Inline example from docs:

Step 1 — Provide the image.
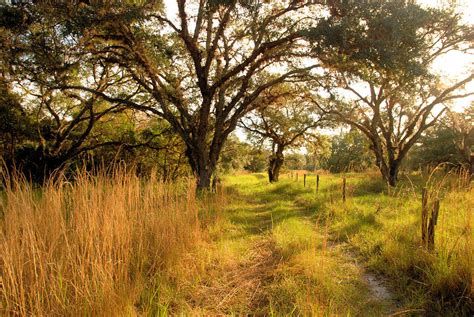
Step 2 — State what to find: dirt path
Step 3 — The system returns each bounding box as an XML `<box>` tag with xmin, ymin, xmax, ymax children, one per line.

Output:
<box><xmin>187</xmin><ymin>176</ymin><xmax>401</xmax><ymax>315</ymax></box>
<box><xmin>340</xmin><ymin>243</ymin><xmax>401</xmax><ymax>313</ymax></box>
<box><xmin>189</xmin><ymin>237</ymin><xmax>282</xmax><ymax>314</ymax></box>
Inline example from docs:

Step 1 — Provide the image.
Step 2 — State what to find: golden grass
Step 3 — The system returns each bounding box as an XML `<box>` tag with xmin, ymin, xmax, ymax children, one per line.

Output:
<box><xmin>0</xmin><ymin>168</ymin><xmax>202</xmax><ymax>316</ymax></box>
<box><xmin>1</xmin><ymin>168</ymin><xmax>470</xmax><ymax>315</ymax></box>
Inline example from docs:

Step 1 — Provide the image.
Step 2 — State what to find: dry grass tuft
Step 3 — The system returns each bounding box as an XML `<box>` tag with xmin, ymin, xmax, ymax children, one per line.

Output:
<box><xmin>0</xmin><ymin>168</ymin><xmax>202</xmax><ymax>316</ymax></box>
<box><xmin>189</xmin><ymin>237</ymin><xmax>282</xmax><ymax>314</ymax></box>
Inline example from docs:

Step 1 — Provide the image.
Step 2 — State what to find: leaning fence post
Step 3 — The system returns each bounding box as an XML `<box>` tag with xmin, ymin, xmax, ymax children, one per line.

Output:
<box><xmin>427</xmin><ymin>199</ymin><xmax>440</xmax><ymax>251</ymax></box>
<box><xmin>304</xmin><ymin>174</ymin><xmax>306</xmax><ymax>187</ymax></box>
<box><xmin>421</xmin><ymin>188</ymin><xmax>428</xmax><ymax>245</ymax></box>
<box><xmin>316</xmin><ymin>174</ymin><xmax>320</xmax><ymax>193</ymax></box>
<box><xmin>342</xmin><ymin>177</ymin><xmax>346</xmax><ymax>202</ymax></box>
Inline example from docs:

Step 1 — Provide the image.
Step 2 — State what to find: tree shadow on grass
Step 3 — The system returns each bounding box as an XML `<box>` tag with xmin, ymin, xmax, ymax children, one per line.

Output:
<box><xmin>225</xmin><ymin>182</ymin><xmax>322</xmax><ymax>235</ymax></box>
<box><xmin>321</xmin><ymin>178</ymin><xmax>386</xmax><ymax>199</ymax></box>
<box><xmin>332</xmin><ymin>213</ymin><xmax>381</xmax><ymax>242</ymax></box>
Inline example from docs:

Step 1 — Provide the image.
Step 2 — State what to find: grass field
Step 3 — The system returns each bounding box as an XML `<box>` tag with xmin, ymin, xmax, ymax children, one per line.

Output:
<box><xmin>209</xmin><ymin>172</ymin><xmax>472</xmax><ymax>315</ymax></box>
<box><xmin>1</xmin><ymin>170</ymin><xmax>472</xmax><ymax>315</ymax></box>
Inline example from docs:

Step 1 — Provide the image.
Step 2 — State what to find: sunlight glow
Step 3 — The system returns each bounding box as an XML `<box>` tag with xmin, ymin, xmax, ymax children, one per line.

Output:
<box><xmin>418</xmin><ymin>0</ymin><xmax>474</xmax><ymax>111</ymax></box>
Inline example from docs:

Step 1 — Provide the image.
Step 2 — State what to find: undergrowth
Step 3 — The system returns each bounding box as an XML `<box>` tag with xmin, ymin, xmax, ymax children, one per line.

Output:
<box><xmin>296</xmin><ymin>170</ymin><xmax>473</xmax><ymax>315</ymax></box>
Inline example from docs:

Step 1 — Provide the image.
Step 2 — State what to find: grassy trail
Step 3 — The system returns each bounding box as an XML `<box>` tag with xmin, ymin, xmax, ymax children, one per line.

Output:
<box><xmin>2</xmin><ymin>171</ymin><xmax>470</xmax><ymax>315</ymax></box>
<box><xmin>188</xmin><ymin>174</ymin><xmax>397</xmax><ymax>315</ymax></box>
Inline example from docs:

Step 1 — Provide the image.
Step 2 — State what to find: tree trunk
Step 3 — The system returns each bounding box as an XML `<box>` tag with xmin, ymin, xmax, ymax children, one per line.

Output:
<box><xmin>371</xmin><ymin>145</ymin><xmax>400</xmax><ymax>187</ymax></box>
<box><xmin>197</xmin><ymin>167</ymin><xmax>212</xmax><ymax>190</ymax></box>
<box><xmin>268</xmin><ymin>165</ymin><xmax>274</xmax><ymax>182</ymax></box>
<box><xmin>387</xmin><ymin>161</ymin><xmax>399</xmax><ymax>187</ymax></box>
<box><xmin>470</xmin><ymin>157</ymin><xmax>474</xmax><ymax>179</ymax></box>
<box><xmin>185</xmin><ymin>144</ymin><xmax>217</xmax><ymax>191</ymax></box>
<box><xmin>378</xmin><ymin>158</ymin><xmax>400</xmax><ymax>187</ymax></box>
<box><xmin>268</xmin><ymin>145</ymin><xmax>284</xmax><ymax>182</ymax></box>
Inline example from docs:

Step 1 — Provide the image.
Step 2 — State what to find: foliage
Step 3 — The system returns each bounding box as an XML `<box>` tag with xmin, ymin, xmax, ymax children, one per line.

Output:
<box><xmin>217</xmin><ymin>134</ymin><xmax>251</xmax><ymax>175</ymax></box>
<box><xmin>241</xmin><ymin>84</ymin><xmax>324</xmax><ymax>181</ymax></box>
<box><xmin>304</xmin><ymin>134</ymin><xmax>332</xmax><ymax>171</ymax></box>
<box><xmin>243</xmin><ymin>147</ymin><xmax>269</xmax><ymax>173</ymax></box>
<box><xmin>2</xmin><ymin>1</ymin><xmax>472</xmax><ymax>187</ymax></box>
<box><xmin>284</xmin><ymin>152</ymin><xmax>307</xmax><ymax>171</ymax></box>
<box><xmin>0</xmin><ymin>2</ymin><xmax>189</xmax><ymax>181</ymax></box>
<box><xmin>46</xmin><ymin>0</ymin><xmax>326</xmax><ymax>189</ymax></box>
<box><xmin>408</xmin><ymin>125</ymin><xmax>462</xmax><ymax>169</ymax></box>
<box><xmin>306</xmin><ymin>0</ymin><xmax>474</xmax><ymax>186</ymax></box>
<box><xmin>323</xmin><ymin>129</ymin><xmax>374</xmax><ymax>173</ymax></box>
<box><xmin>408</xmin><ymin>105</ymin><xmax>474</xmax><ymax>173</ymax></box>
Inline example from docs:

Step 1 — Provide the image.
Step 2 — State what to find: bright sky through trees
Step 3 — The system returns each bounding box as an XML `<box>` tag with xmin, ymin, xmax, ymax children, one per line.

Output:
<box><xmin>163</xmin><ymin>0</ymin><xmax>473</xmax><ymax>113</ymax></box>
<box><xmin>419</xmin><ymin>0</ymin><xmax>474</xmax><ymax>111</ymax></box>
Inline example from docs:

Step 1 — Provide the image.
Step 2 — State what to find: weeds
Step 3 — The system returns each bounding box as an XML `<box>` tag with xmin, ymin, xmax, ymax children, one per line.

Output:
<box><xmin>324</xmin><ymin>170</ymin><xmax>473</xmax><ymax>315</ymax></box>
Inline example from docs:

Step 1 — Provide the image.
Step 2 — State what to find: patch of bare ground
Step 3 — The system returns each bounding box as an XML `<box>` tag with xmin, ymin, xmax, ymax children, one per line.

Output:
<box><xmin>339</xmin><ymin>243</ymin><xmax>403</xmax><ymax>315</ymax></box>
<box><xmin>187</xmin><ymin>237</ymin><xmax>282</xmax><ymax>314</ymax></box>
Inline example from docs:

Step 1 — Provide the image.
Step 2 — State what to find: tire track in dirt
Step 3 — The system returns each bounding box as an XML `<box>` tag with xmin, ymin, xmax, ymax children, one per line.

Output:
<box><xmin>188</xmin><ymin>237</ymin><xmax>282</xmax><ymax>315</ymax></box>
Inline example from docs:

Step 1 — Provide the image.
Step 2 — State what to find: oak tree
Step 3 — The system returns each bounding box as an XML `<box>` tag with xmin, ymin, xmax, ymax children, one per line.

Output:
<box><xmin>49</xmin><ymin>0</ymin><xmax>340</xmax><ymax>190</ymax></box>
<box><xmin>307</xmin><ymin>1</ymin><xmax>474</xmax><ymax>186</ymax></box>
<box><xmin>241</xmin><ymin>85</ymin><xmax>323</xmax><ymax>182</ymax></box>
<box><xmin>0</xmin><ymin>3</ymin><xmax>175</xmax><ymax>180</ymax></box>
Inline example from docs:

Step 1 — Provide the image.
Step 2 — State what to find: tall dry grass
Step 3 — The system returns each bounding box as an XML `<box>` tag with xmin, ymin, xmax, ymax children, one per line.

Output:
<box><xmin>0</xmin><ymin>168</ymin><xmax>202</xmax><ymax>315</ymax></box>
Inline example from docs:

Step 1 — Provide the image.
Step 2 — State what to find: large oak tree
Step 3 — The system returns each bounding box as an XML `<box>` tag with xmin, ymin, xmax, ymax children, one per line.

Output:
<box><xmin>306</xmin><ymin>1</ymin><xmax>474</xmax><ymax>186</ymax></box>
<box><xmin>0</xmin><ymin>3</ymin><xmax>179</xmax><ymax>180</ymax></box>
<box><xmin>43</xmin><ymin>0</ymin><xmax>341</xmax><ymax>190</ymax></box>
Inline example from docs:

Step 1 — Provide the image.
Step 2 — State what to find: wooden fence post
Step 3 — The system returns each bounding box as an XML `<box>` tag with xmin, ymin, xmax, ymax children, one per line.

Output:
<box><xmin>342</xmin><ymin>177</ymin><xmax>346</xmax><ymax>202</ymax></box>
<box><xmin>427</xmin><ymin>199</ymin><xmax>440</xmax><ymax>251</ymax></box>
<box><xmin>421</xmin><ymin>188</ymin><xmax>428</xmax><ymax>245</ymax></box>
<box><xmin>296</xmin><ymin>173</ymin><xmax>298</xmax><ymax>182</ymax></box>
<box><xmin>304</xmin><ymin>174</ymin><xmax>306</xmax><ymax>187</ymax></box>
<box><xmin>316</xmin><ymin>174</ymin><xmax>319</xmax><ymax>193</ymax></box>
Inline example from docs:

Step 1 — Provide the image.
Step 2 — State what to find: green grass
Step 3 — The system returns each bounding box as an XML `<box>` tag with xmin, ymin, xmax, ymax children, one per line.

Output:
<box><xmin>178</xmin><ymin>173</ymin><xmax>397</xmax><ymax>315</ymax></box>
<box><xmin>182</xmin><ymin>171</ymin><xmax>471</xmax><ymax>315</ymax></box>
<box><xmin>318</xmin><ymin>173</ymin><xmax>473</xmax><ymax>316</ymax></box>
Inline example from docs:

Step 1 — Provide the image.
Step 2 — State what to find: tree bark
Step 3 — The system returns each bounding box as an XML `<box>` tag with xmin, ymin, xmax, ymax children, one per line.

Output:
<box><xmin>184</xmin><ymin>143</ymin><xmax>219</xmax><ymax>191</ymax></box>
<box><xmin>268</xmin><ymin>144</ymin><xmax>284</xmax><ymax>182</ymax></box>
<box><xmin>375</xmin><ymin>158</ymin><xmax>400</xmax><ymax>187</ymax></box>
<box><xmin>387</xmin><ymin>160</ymin><xmax>399</xmax><ymax>187</ymax></box>
<box><xmin>370</xmin><ymin>146</ymin><xmax>403</xmax><ymax>187</ymax></box>
<box><xmin>197</xmin><ymin>167</ymin><xmax>212</xmax><ymax>190</ymax></box>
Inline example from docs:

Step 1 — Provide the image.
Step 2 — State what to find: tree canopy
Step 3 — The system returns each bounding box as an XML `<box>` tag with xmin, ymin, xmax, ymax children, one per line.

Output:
<box><xmin>1</xmin><ymin>0</ymin><xmax>473</xmax><ymax>187</ymax></box>
<box><xmin>307</xmin><ymin>1</ymin><xmax>474</xmax><ymax>185</ymax></box>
